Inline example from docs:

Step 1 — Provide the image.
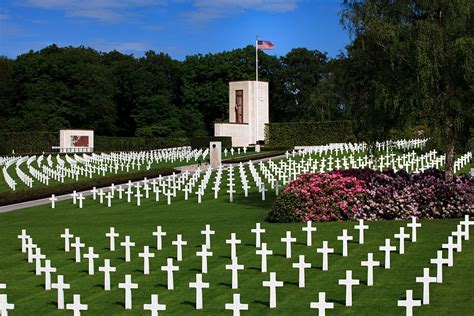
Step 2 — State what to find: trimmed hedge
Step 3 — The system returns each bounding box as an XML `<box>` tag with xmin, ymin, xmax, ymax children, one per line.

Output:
<box><xmin>190</xmin><ymin>136</ymin><xmax>232</xmax><ymax>149</ymax></box>
<box><xmin>222</xmin><ymin>151</ymin><xmax>286</xmax><ymax>164</ymax></box>
<box><xmin>265</xmin><ymin>121</ymin><xmax>356</xmax><ymax>147</ymax></box>
<box><xmin>0</xmin><ymin>168</ymin><xmax>178</xmax><ymax>206</ymax></box>
<box><xmin>0</xmin><ymin>132</ymin><xmax>58</xmax><ymax>155</ymax></box>
<box><xmin>95</xmin><ymin>136</ymin><xmax>189</xmax><ymax>152</ymax></box>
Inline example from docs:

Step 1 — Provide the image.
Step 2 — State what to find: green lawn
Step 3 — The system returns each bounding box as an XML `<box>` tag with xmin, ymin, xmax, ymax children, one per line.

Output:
<box><xmin>0</xmin><ymin>187</ymin><xmax>472</xmax><ymax>315</ymax></box>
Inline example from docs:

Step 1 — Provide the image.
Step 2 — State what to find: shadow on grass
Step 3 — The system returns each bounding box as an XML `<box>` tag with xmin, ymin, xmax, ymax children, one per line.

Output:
<box><xmin>253</xmin><ymin>300</ymin><xmax>269</xmax><ymax>307</ymax></box>
<box><xmin>48</xmin><ymin>301</ymin><xmax>58</xmax><ymax>308</ymax></box>
<box><xmin>181</xmin><ymin>301</ymin><xmax>195</xmax><ymax>308</ymax></box>
<box><xmin>219</xmin><ymin>282</ymin><xmax>232</xmax><ymax>288</ymax></box>
<box><xmin>80</xmin><ymin>269</ymin><xmax>89</xmax><ymax>274</ymax></box>
<box><xmin>115</xmin><ymin>301</ymin><xmax>125</xmax><ymax>308</ymax></box>
<box><xmin>94</xmin><ymin>284</ymin><xmax>104</xmax><ymax>290</ymax></box>
<box><xmin>135</xmin><ymin>269</ymin><xmax>144</xmax><ymax>273</ymax></box>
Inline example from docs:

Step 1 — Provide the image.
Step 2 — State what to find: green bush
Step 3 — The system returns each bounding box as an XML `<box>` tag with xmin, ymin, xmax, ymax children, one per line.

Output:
<box><xmin>0</xmin><ymin>168</ymin><xmax>177</xmax><ymax>206</ymax></box>
<box><xmin>261</xmin><ymin>145</ymin><xmax>293</xmax><ymax>152</ymax></box>
<box><xmin>95</xmin><ymin>136</ymin><xmax>189</xmax><ymax>152</ymax></box>
<box><xmin>0</xmin><ymin>132</ymin><xmax>58</xmax><ymax>154</ymax></box>
<box><xmin>265</xmin><ymin>121</ymin><xmax>355</xmax><ymax>147</ymax></box>
<box><xmin>266</xmin><ymin>191</ymin><xmax>302</xmax><ymax>223</ymax></box>
<box><xmin>190</xmin><ymin>136</ymin><xmax>232</xmax><ymax>149</ymax></box>
<box><xmin>222</xmin><ymin>151</ymin><xmax>286</xmax><ymax>164</ymax></box>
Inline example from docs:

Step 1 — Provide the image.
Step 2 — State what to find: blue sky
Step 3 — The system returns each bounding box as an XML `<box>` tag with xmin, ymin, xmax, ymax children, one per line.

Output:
<box><xmin>0</xmin><ymin>0</ymin><xmax>350</xmax><ymax>60</ymax></box>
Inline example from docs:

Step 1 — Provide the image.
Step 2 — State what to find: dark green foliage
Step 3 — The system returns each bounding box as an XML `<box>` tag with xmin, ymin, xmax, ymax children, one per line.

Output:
<box><xmin>95</xmin><ymin>136</ymin><xmax>189</xmax><ymax>152</ymax></box>
<box><xmin>265</xmin><ymin>121</ymin><xmax>355</xmax><ymax>146</ymax></box>
<box><xmin>190</xmin><ymin>136</ymin><xmax>232</xmax><ymax>149</ymax></box>
<box><xmin>221</xmin><ymin>151</ymin><xmax>286</xmax><ymax>164</ymax></box>
<box><xmin>266</xmin><ymin>191</ymin><xmax>301</xmax><ymax>223</ymax></box>
<box><xmin>0</xmin><ymin>168</ymin><xmax>177</xmax><ymax>206</ymax></box>
<box><xmin>0</xmin><ymin>132</ymin><xmax>58</xmax><ymax>154</ymax></box>
<box><xmin>260</xmin><ymin>145</ymin><xmax>294</xmax><ymax>152</ymax></box>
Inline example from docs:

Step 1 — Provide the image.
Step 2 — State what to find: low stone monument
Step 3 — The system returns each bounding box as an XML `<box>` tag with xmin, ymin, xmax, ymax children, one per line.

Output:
<box><xmin>210</xmin><ymin>142</ymin><xmax>222</xmax><ymax>169</ymax></box>
<box><xmin>58</xmin><ymin>129</ymin><xmax>94</xmax><ymax>153</ymax></box>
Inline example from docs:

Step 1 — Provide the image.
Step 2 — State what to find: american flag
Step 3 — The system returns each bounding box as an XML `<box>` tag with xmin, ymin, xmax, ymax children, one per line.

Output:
<box><xmin>257</xmin><ymin>40</ymin><xmax>275</xmax><ymax>50</ymax></box>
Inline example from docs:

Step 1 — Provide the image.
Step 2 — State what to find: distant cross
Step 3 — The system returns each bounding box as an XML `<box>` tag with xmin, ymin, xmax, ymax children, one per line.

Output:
<box><xmin>165</xmin><ymin>190</ymin><xmax>173</xmax><ymax>205</ymax></box>
<box><xmin>452</xmin><ymin>225</ymin><xmax>465</xmax><ymax>252</ymax></box>
<box><xmin>316</xmin><ymin>241</ymin><xmax>334</xmax><ymax>271</ymax></box>
<box><xmin>77</xmin><ymin>193</ymin><xmax>85</xmax><ymax>208</ymax></box>
<box><xmin>354</xmin><ymin>219</ymin><xmax>369</xmax><ymax>244</ymax></box>
<box><xmin>442</xmin><ymin>236</ymin><xmax>456</xmax><ymax>267</ymax></box>
<box><xmin>196</xmin><ymin>245</ymin><xmax>213</xmax><ymax>274</ymax></box>
<box><xmin>302</xmin><ymin>221</ymin><xmax>317</xmax><ymax>246</ymax></box>
<box><xmin>17</xmin><ymin>229</ymin><xmax>29</xmax><ymax>253</ymax></box>
<box><xmin>161</xmin><ymin>258</ymin><xmax>179</xmax><ymax>290</ymax></box>
<box><xmin>51</xmin><ymin>275</ymin><xmax>70</xmax><ymax>309</ymax></box>
<box><xmin>394</xmin><ymin>227</ymin><xmax>410</xmax><ymax>254</ymax></box>
<box><xmin>225</xmin><ymin>257</ymin><xmax>244</xmax><ymax>289</ymax></box>
<box><xmin>71</xmin><ymin>190</ymin><xmax>78</xmax><ymax>204</ymax></box>
<box><xmin>251</xmin><ymin>223</ymin><xmax>266</xmax><ymax>248</ymax></box>
<box><xmin>460</xmin><ymin>215</ymin><xmax>474</xmax><ymax>240</ymax></box>
<box><xmin>189</xmin><ymin>273</ymin><xmax>209</xmax><ymax>310</ymax></box>
<box><xmin>116</xmin><ymin>186</ymin><xmax>124</xmax><ymax>199</ymax></box>
<box><xmin>98</xmin><ymin>189</ymin><xmax>106</xmax><ymax>204</ymax></box>
<box><xmin>49</xmin><ymin>194</ymin><xmax>58</xmax><ymax>208</ymax></box>
<box><xmin>83</xmin><ymin>247</ymin><xmax>99</xmax><ymax>275</ymax></box>
<box><xmin>256</xmin><ymin>242</ymin><xmax>273</xmax><ymax>273</ymax></box>
<box><xmin>262</xmin><ymin>272</ymin><xmax>284</xmax><ymax>309</ymax></box>
<box><xmin>292</xmin><ymin>255</ymin><xmax>311</xmax><ymax>288</ymax></box>
<box><xmin>201</xmin><ymin>224</ymin><xmax>215</xmax><ymax>249</ymax></box>
<box><xmin>225</xmin><ymin>293</ymin><xmax>248</xmax><ymax>316</ymax></box>
<box><xmin>66</xmin><ymin>294</ymin><xmax>88</xmax><ymax>316</ymax></box>
<box><xmin>71</xmin><ymin>237</ymin><xmax>85</xmax><ymax>263</ymax></box>
<box><xmin>61</xmin><ymin>228</ymin><xmax>74</xmax><ymax>252</ymax></box>
<box><xmin>430</xmin><ymin>250</ymin><xmax>449</xmax><ymax>283</ymax></box>
<box><xmin>152</xmin><ymin>226</ymin><xmax>167</xmax><ymax>250</ymax></box>
<box><xmin>135</xmin><ymin>190</ymin><xmax>143</xmax><ymax>207</ymax></box>
<box><xmin>407</xmin><ymin>217</ymin><xmax>422</xmax><ymax>242</ymax></box>
<box><xmin>120</xmin><ymin>236</ymin><xmax>135</xmax><ymax>263</ymax></box>
<box><xmin>39</xmin><ymin>259</ymin><xmax>57</xmax><ymax>290</ymax></box>
<box><xmin>281</xmin><ymin>231</ymin><xmax>297</xmax><ymax>258</ymax></box>
<box><xmin>172</xmin><ymin>234</ymin><xmax>188</xmax><ymax>262</ymax></box>
<box><xmin>361</xmin><ymin>253</ymin><xmax>380</xmax><ymax>286</ymax></box>
<box><xmin>397</xmin><ymin>290</ymin><xmax>421</xmax><ymax>316</ymax></box>
<box><xmin>338</xmin><ymin>270</ymin><xmax>360</xmax><ymax>307</ymax></box>
<box><xmin>106</xmin><ymin>227</ymin><xmax>119</xmax><ymax>251</ymax></box>
<box><xmin>415</xmin><ymin>268</ymin><xmax>437</xmax><ymax>305</ymax></box>
<box><xmin>144</xmin><ymin>294</ymin><xmax>166</xmax><ymax>316</ymax></box>
<box><xmin>379</xmin><ymin>238</ymin><xmax>396</xmax><ymax>269</ymax></box>
<box><xmin>309</xmin><ymin>292</ymin><xmax>334</xmax><ymax>316</ymax></box>
<box><xmin>98</xmin><ymin>259</ymin><xmax>116</xmax><ymax>291</ymax></box>
<box><xmin>337</xmin><ymin>229</ymin><xmax>353</xmax><ymax>257</ymax></box>
<box><xmin>139</xmin><ymin>246</ymin><xmax>155</xmax><ymax>275</ymax></box>
<box><xmin>226</xmin><ymin>233</ymin><xmax>241</xmax><ymax>260</ymax></box>
<box><xmin>106</xmin><ymin>191</ymin><xmax>113</xmax><ymax>207</ymax></box>
<box><xmin>118</xmin><ymin>274</ymin><xmax>139</xmax><ymax>310</ymax></box>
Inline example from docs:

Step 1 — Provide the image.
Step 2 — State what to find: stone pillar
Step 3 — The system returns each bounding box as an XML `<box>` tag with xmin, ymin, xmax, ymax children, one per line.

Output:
<box><xmin>210</xmin><ymin>142</ymin><xmax>222</xmax><ymax>169</ymax></box>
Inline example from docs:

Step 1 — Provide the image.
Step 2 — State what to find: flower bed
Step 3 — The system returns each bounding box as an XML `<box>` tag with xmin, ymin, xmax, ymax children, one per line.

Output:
<box><xmin>267</xmin><ymin>168</ymin><xmax>473</xmax><ymax>222</ymax></box>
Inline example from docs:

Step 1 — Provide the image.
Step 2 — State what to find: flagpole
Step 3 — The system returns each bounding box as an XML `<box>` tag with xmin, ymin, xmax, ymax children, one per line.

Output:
<box><xmin>255</xmin><ymin>35</ymin><xmax>259</xmax><ymax>145</ymax></box>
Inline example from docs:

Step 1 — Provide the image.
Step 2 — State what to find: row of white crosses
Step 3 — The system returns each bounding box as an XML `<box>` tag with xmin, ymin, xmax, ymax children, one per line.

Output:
<box><xmin>223</xmin><ymin>147</ymin><xmax>248</xmax><ymax>157</ymax></box>
<box><xmin>0</xmin><ymin>282</ymin><xmax>14</xmax><ymax>315</ymax></box>
<box><xmin>453</xmin><ymin>152</ymin><xmax>472</xmax><ymax>173</ymax></box>
<box><xmin>398</xmin><ymin>215</ymin><xmax>474</xmax><ymax>316</ymax></box>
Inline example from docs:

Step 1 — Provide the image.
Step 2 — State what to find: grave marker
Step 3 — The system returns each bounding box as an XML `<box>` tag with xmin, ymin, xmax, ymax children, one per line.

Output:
<box><xmin>262</xmin><ymin>272</ymin><xmax>284</xmax><ymax>309</ymax></box>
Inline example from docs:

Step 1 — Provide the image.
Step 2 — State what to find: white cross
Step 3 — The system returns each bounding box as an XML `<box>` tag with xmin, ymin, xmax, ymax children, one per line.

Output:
<box><xmin>280</xmin><ymin>231</ymin><xmax>297</xmax><ymax>258</ymax></box>
<box><xmin>361</xmin><ymin>252</ymin><xmax>380</xmax><ymax>286</ymax></box>
<box><xmin>98</xmin><ymin>259</ymin><xmax>116</xmax><ymax>291</ymax></box>
<box><xmin>262</xmin><ymin>272</ymin><xmax>284</xmax><ymax>309</ymax></box>
<box><xmin>106</xmin><ymin>191</ymin><xmax>113</xmax><ymax>208</ymax></box>
<box><xmin>98</xmin><ymin>189</ymin><xmax>106</xmax><ymax>203</ymax></box>
<box><xmin>26</xmin><ymin>239</ymin><xmax>36</xmax><ymax>263</ymax></box>
<box><xmin>0</xmin><ymin>284</ymin><xmax>5</xmax><ymax>289</ymax></box>
<box><xmin>460</xmin><ymin>215</ymin><xmax>474</xmax><ymax>240</ymax></box>
<box><xmin>49</xmin><ymin>194</ymin><xmax>58</xmax><ymax>208</ymax></box>
<box><xmin>398</xmin><ymin>289</ymin><xmax>421</xmax><ymax>316</ymax></box>
<box><xmin>379</xmin><ymin>238</ymin><xmax>396</xmax><ymax>269</ymax></box>
<box><xmin>302</xmin><ymin>221</ymin><xmax>317</xmax><ymax>246</ymax></box>
<box><xmin>161</xmin><ymin>258</ymin><xmax>179</xmax><ymax>290</ymax></box>
<box><xmin>66</xmin><ymin>294</ymin><xmax>88</xmax><ymax>316</ymax></box>
<box><xmin>39</xmin><ymin>259</ymin><xmax>57</xmax><ymax>290</ymax></box>
<box><xmin>226</xmin><ymin>257</ymin><xmax>244</xmax><ymax>289</ymax></box>
<box><xmin>430</xmin><ymin>250</ymin><xmax>449</xmax><ymax>283</ymax></box>
<box><xmin>71</xmin><ymin>190</ymin><xmax>78</xmax><ymax>204</ymax></box>
<box><xmin>451</xmin><ymin>224</ymin><xmax>465</xmax><ymax>252</ymax></box>
<box><xmin>394</xmin><ymin>227</ymin><xmax>410</xmax><ymax>254</ymax></box>
<box><xmin>17</xmin><ymin>229</ymin><xmax>29</xmax><ymax>253</ymax></box>
<box><xmin>292</xmin><ymin>255</ymin><xmax>311</xmax><ymax>288</ymax></box>
<box><xmin>83</xmin><ymin>247</ymin><xmax>99</xmax><ymax>275</ymax></box>
<box><xmin>152</xmin><ymin>226</ymin><xmax>167</xmax><ymax>250</ymax></box>
<box><xmin>225</xmin><ymin>293</ymin><xmax>248</xmax><ymax>316</ymax></box>
<box><xmin>165</xmin><ymin>190</ymin><xmax>173</xmax><ymax>205</ymax></box>
<box><xmin>407</xmin><ymin>217</ymin><xmax>422</xmax><ymax>242</ymax></box>
<box><xmin>172</xmin><ymin>234</ymin><xmax>188</xmax><ymax>262</ymax></box>
<box><xmin>0</xmin><ymin>293</ymin><xmax>14</xmax><ymax>316</ymax></box>
<box><xmin>119</xmin><ymin>274</ymin><xmax>139</xmax><ymax>310</ymax></box>
<box><xmin>139</xmin><ymin>246</ymin><xmax>155</xmax><ymax>275</ymax></box>
<box><xmin>91</xmin><ymin>187</ymin><xmax>98</xmax><ymax>200</ymax></box>
<box><xmin>309</xmin><ymin>292</ymin><xmax>334</xmax><ymax>316</ymax></box>
<box><xmin>189</xmin><ymin>273</ymin><xmax>209</xmax><ymax>310</ymax></box>
<box><xmin>71</xmin><ymin>237</ymin><xmax>85</xmax><ymax>263</ymax></box>
<box><xmin>32</xmin><ymin>247</ymin><xmax>46</xmax><ymax>275</ymax></box>
<box><xmin>51</xmin><ymin>275</ymin><xmax>70</xmax><ymax>309</ymax></box>
<box><xmin>144</xmin><ymin>294</ymin><xmax>166</xmax><ymax>316</ymax></box>
<box><xmin>354</xmin><ymin>219</ymin><xmax>369</xmax><ymax>244</ymax></box>
<box><xmin>77</xmin><ymin>193</ymin><xmax>85</xmax><ymax>208</ymax></box>
<box><xmin>196</xmin><ymin>245</ymin><xmax>213</xmax><ymax>274</ymax></box>
<box><xmin>226</xmin><ymin>233</ymin><xmax>241</xmax><ymax>260</ymax></box>
<box><xmin>251</xmin><ymin>223</ymin><xmax>266</xmax><ymax>248</ymax></box>
<box><xmin>117</xmin><ymin>186</ymin><xmax>124</xmax><ymax>199</ymax></box>
<box><xmin>337</xmin><ymin>229</ymin><xmax>353</xmax><ymax>257</ymax></box>
<box><xmin>256</xmin><ymin>242</ymin><xmax>273</xmax><ymax>273</ymax></box>
<box><xmin>338</xmin><ymin>270</ymin><xmax>360</xmax><ymax>307</ymax></box>
<box><xmin>415</xmin><ymin>267</ymin><xmax>437</xmax><ymax>305</ymax></box>
<box><xmin>316</xmin><ymin>241</ymin><xmax>334</xmax><ymax>271</ymax></box>
<box><xmin>61</xmin><ymin>228</ymin><xmax>74</xmax><ymax>252</ymax></box>
<box><xmin>120</xmin><ymin>236</ymin><xmax>135</xmax><ymax>263</ymax></box>
<box><xmin>201</xmin><ymin>224</ymin><xmax>215</xmax><ymax>249</ymax></box>
<box><xmin>106</xmin><ymin>227</ymin><xmax>119</xmax><ymax>251</ymax></box>
<box><xmin>442</xmin><ymin>236</ymin><xmax>456</xmax><ymax>267</ymax></box>
<box><xmin>135</xmin><ymin>189</ymin><xmax>143</xmax><ymax>206</ymax></box>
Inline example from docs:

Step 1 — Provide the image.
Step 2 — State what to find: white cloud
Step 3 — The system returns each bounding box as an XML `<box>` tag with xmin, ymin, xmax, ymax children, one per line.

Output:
<box><xmin>89</xmin><ymin>38</ymin><xmax>150</xmax><ymax>53</ymax></box>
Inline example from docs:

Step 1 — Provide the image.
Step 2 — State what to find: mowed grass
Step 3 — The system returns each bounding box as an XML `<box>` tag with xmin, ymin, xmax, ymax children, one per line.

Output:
<box><xmin>0</xmin><ymin>188</ymin><xmax>473</xmax><ymax>315</ymax></box>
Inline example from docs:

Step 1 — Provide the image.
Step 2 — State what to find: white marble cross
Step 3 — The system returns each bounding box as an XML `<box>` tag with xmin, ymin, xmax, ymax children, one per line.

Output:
<box><xmin>442</xmin><ymin>236</ymin><xmax>455</xmax><ymax>267</ymax></box>
<box><xmin>121</xmin><ymin>236</ymin><xmax>135</xmax><ymax>263</ymax></box>
<box><xmin>361</xmin><ymin>252</ymin><xmax>380</xmax><ymax>286</ymax></box>
<box><xmin>225</xmin><ymin>257</ymin><xmax>244</xmax><ymax>289</ymax></box>
<box><xmin>17</xmin><ymin>229</ymin><xmax>29</xmax><ymax>253</ymax></box>
<box><xmin>71</xmin><ymin>237</ymin><xmax>85</xmax><ymax>263</ymax></box>
<box><xmin>338</xmin><ymin>270</ymin><xmax>360</xmax><ymax>307</ymax></box>
<box><xmin>430</xmin><ymin>250</ymin><xmax>449</xmax><ymax>283</ymax></box>
<box><xmin>144</xmin><ymin>294</ymin><xmax>166</xmax><ymax>316</ymax></box>
<box><xmin>251</xmin><ymin>223</ymin><xmax>266</xmax><ymax>248</ymax></box>
<box><xmin>40</xmin><ymin>259</ymin><xmax>57</xmax><ymax>290</ymax></box>
<box><xmin>281</xmin><ymin>231</ymin><xmax>297</xmax><ymax>258</ymax></box>
<box><xmin>77</xmin><ymin>193</ymin><xmax>85</xmax><ymax>208</ymax></box>
<box><xmin>83</xmin><ymin>247</ymin><xmax>99</xmax><ymax>275</ymax></box>
<box><xmin>460</xmin><ymin>215</ymin><xmax>473</xmax><ymax>240</ymax></box>
<box><xmin>106</xmin><ymin>227</ymin><xmax>119</xmax><ymax>251</ymax></box>
<box><xmin>256</xmin><ymin>242</ymin><xmax>273</xmax><ymax>273</ymax></box>
<box><xmin>66</xmin><ymin>294</ymin><xmax>88</xmax><ymax>316</ymax></box>
<box><xmin>0</xmin><ymin>294</ymin><xmax>14</xmax><ymax>316</ymax></box>
<box><xmin>226</xmin><ymin>233</ymin><xmax>241</xmax><ymax>260</ymax></box>
<box><xmin>394</xmin><ymin>227</ymin><xmax>410</xmax><ymax>254</ymax></box>
<box><xmin>135</xmin><ymin>189</ymin><xmax>143</xmax><ymax>207</ymax></box>
<box><xmin>51</xmin><ymin>275</ymin><xmax>70</xmax><ymax>309</ymax></box>
<box><xmin>172</xmin><ymin>234</ymin><xmax>188</xmax><ymax>262</ymax></box>
<box><xmin>317</xmin><ymin>241</ymin><xmax>334</xmax><ymax>271</ymax></box>
<box><xmin>309</xmin><ymin>292</ymin><xmax>334</xmax><ymax>316</ymax></box>
<box><xmin>379</xmin><ymin>238</ymin><xmax>396</xmax><ymax>269</ymax></box>
<box><xmin>118</xmin><ymin>274</ymin><xmax>139</xmax><ymax>310</ymax></box>
<box><xmin>201</xmin><ymin>224</ymin><xmax>215</xmax><ymax>249</ymax></box>
<box><xmin>407</xmin><ymin>217</ymin><xmax>421</xmax><ymax>242</ymax></box>
<box><xmin>26</xmin><ymin>239</ymin><xmax>36</xmax><ymax>263</ymax></box>
<box><xmin>415</xmin><ymin>268</ymin><xmax>437</xmax><ymax>304</ymax></box>
<box><xmin>91</xmin><ymin>187</ymin><xmax>98</xmax><ymax>200</ymax></box>
<box><xmin>152</xmin><ymin>226</ymin><xmax>167</xmax><ymax>250</ymax></box>
<box><xmin>337</xmin><ymin>229</ymin><xmax>353</xmax><ymax>257</ymax></box>
<box><xmin>398</xmin><ymin>289</ymin><xmax>421</xmax><ymax>316</ymax></box>
<box><xmin>225</xmin><ymin>293</ymin><xmax>248</xmax><ymax>316</ymax></box>
<box><xmin>50</xmin><ymin>194</ymin><xmax>58</xmax><ymax>208</ymax></box>
<box><xmin>139</xmin><ymin>246</ymin><xmax>155</xmax><ymax>275</ymax></box>
<box><xmin>161</xmin><ymin>258</ymin><xmax>179</xmax><ymax>290</ymax></box>
<box><xmin>196</xmin><ymin>245</ymin><xmax>213</xmax><ymax>274</ymax></box>
<box><xmin>98</xmin><ymin>259</ymin><xmax>116</xmax><ymax>291</ymax></box>
<box><xmin>61</xmin><ymin>228</ymin><xmax>74</xmax><ymax>252</ymax></box>
<box><xmin>262</xmin><ymin>272</ymin><xmax>284</xmax><ymax>309</ymax></box>
<box><xmin>451</xmin><ymin>224</ymin><xmax>465</xmax><ymax>252</ymax></box>
<box><xmin>292</xmin><ymin>255</ymin><xmax>311</xmax><ymax>288</ymax></box>
<box><xmin>33</xmin><ymin>247</ymin><xmax>46</xmax><ymax>275</ymax></box>
<box><xmin>354</xmin><ymin>219</ymin><xmax>369</xmax><ymax>244</ymax></box>
<box><xmin>71</xmin><ymin>190</ymin><xmax>78</xmax><ymax>204</ymax></box>
<box><xmin>106</xmin><ymin>191</ymin><xmax>113</xmax><ymax>208</ymax></box>
<box><xmin>189</xmin><ymin>273</ymin><xmax>209</xmax><ymax>310</ymax></box>
<box><xmin>302</xmin><ymin>221</ymin><xmax>317</xmax><ymax>246</ymax></box>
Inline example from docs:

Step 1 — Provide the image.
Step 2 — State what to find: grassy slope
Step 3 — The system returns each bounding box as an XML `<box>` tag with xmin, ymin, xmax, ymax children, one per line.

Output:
<box><xmin>0</xmin><ymin>188</ymin><xmax>472</xmax><ymax>315</ymax></box>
